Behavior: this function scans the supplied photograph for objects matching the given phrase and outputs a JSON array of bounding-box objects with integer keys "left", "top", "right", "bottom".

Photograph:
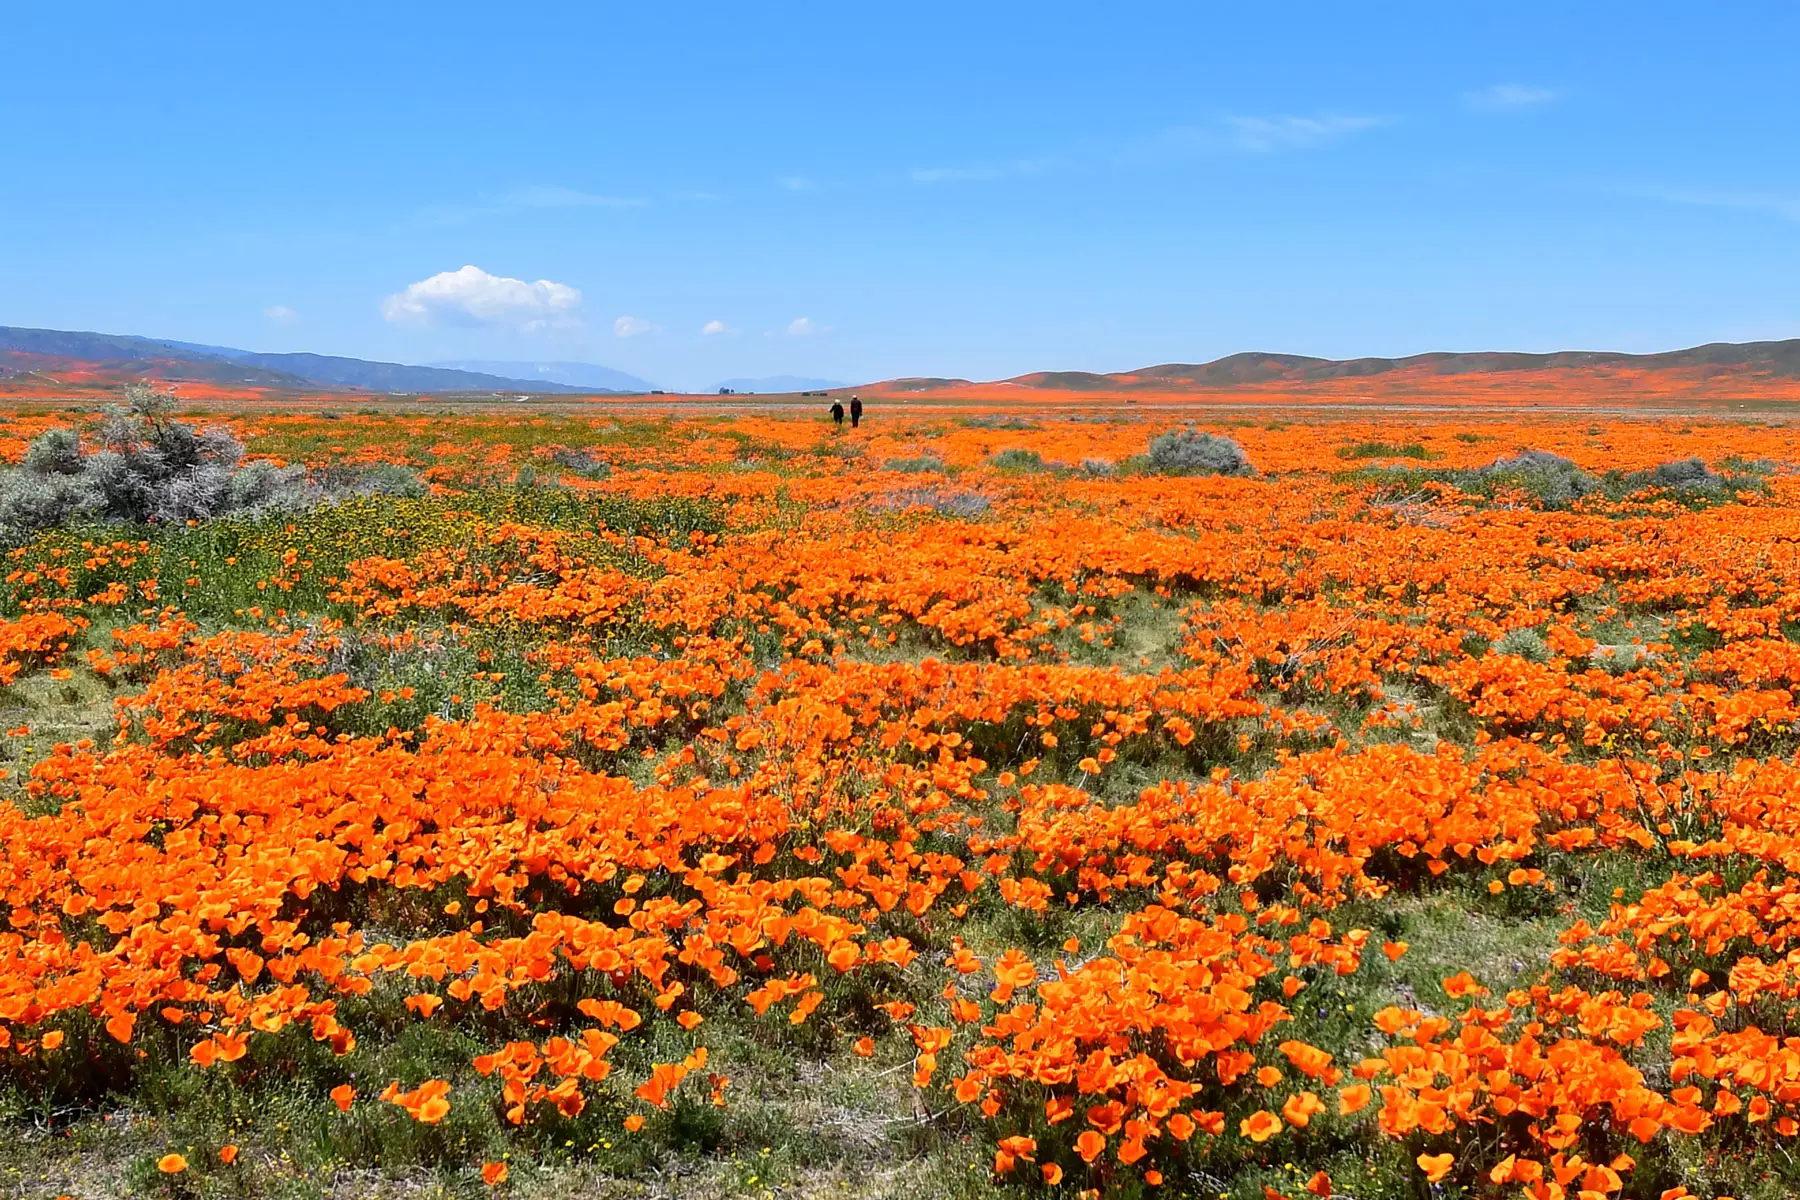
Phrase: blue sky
[{"left": 3, "top": 2, "right": 1798, "bottom": 391}]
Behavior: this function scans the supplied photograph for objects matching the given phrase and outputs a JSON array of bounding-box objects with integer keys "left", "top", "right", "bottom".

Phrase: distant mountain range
[
  {"left": 1001, "top": 340, "right": 1800, "bottom": 391},
  {"left": 10, "top": 322, "right": 1800, "bottom": 403},
  {"left": 0, "top": 326, "right": 647, "bottom": 394},
  {"left": 712, "top": 375, "right": 847, "bottom": 394},
  {"left": 430, "top": 360, "right": 659, "bottom": 393}
]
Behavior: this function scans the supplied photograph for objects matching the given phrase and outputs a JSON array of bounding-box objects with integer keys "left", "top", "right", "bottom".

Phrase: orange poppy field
[{"left": 4, "top": 398, "right": 1800, "bottom": 1199}]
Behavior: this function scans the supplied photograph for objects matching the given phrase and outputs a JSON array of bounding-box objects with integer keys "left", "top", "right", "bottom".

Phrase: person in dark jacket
[
  {"left": 849, "top": 396, "right": 863, "bottom": 428},
  {"left": 830, "top": 400, "right": 844, "bottom": 427}
]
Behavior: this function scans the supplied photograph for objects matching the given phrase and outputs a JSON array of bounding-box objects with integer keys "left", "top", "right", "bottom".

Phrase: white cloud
[
  {"left": 614, "top": 314, "right": 659, "bottom": 338},
  {"left": 1464, "top": 84, "right": 1558, "bottom": 113},
  {"left": 263, "top": 305, "right": 298, "bottom": 325},
  {"left": 382, "top": 265, "right": 581, "bottom": 332},
  {"left": 787, "top": 317, "right": 819, "bottom": 336},
  {"left": 701, "top": 319, "right": 730, "bottom": 335}
]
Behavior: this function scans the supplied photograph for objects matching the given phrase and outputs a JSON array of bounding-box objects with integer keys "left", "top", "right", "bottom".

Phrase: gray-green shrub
[
  {"left": 0, "top": 384, "right": 417, "bottom": 539},
  {"left": 988, "top": 448, "right": 1053, "bottom": 473},
  {"left": 1144, "top": 429, "right": 1254, "bottom": 477}
]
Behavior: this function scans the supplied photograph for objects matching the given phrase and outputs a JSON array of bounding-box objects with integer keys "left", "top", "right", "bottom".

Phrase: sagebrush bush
[
  {"left": 349, "top": 462, "right": 430, "bottom": 499},
  {"left": 1629, "top": 456, "right": 1732, "bottom": 498},
  {"left": 869, "top": 487, "right": 991, "bottom": 518},
  {"left": 0, "top": 384, "right": 421, "bottom": 538},
  {"left": 22, "top": 427, "right": 84, "bottom": 477},
  {"left": 549, "top": 447, "right": 611, "bottom": 480},
  {"left": 1589, "top": 642, "right": 1650, "bottom": 674},
  {"left": 1495, "top": 628, "right": 1551, "bottom": 662},
  {"left": 1354, "top": 448, "right": 1759, "bottom": 512},
  {"left": 0, "top": 471, "right": 102, "bottom": 531},
  {"left": 1481, "top": 449, "right": 1599, "bottom": 508},
  {"left": 1144, "top": 428, "right": 1254, "bottom": 476}
]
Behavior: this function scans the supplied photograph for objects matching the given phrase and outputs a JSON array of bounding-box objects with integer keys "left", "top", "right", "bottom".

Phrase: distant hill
[
  {"left": 431, "top": 360, "right": 656, "bottom": 393},
  {"left": 220, "top": 351, "right": 592, "bottom": 394},
  {"left": 16, "top": 322, "right": 1800, "bottom": 404},
  {"left": 1009, "top": 340, "right": 1800, "bottom": 390},
  {"left": 712, "top": 375, "right": 848, "bottom": 394},
  {"left": 0, "top": 326, "right": 599, "bottom": 394},
  {"left": 883, "top": 377, "right": 974, "bottom": 392}
]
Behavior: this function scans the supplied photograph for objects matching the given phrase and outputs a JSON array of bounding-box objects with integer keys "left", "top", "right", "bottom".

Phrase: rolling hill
[
  {"left": 1006, "top": 340, "right": 1800, "bottom": 390},
  {"left": 11, "top": 321, "right": 1800, "bottom": 406}
]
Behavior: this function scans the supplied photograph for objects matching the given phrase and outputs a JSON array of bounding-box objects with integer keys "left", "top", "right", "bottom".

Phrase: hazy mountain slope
[
  {"left": 431, "top": 360, "right": 656, "bottom": 393},
  {"left": 0, "top": 326, "right": 595, "bottom": 393},
  {"left": 223, "top": 352, "right": 587, "bottom": 393}
]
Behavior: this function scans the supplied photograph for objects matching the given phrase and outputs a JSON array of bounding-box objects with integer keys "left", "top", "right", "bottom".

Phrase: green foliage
[
  {"left": 869, "top": 487, "right": 992, "bottom": 519},
  {"left": 0, "top": 389, "right": 444, "bottom": 540},
  {"left": 987, "top": 448, "right": 1053, "bottom": 473},
  {"left": 548, "top": 446, "right": 612, "bottom": 480},
  {"left": 883, "top": 455, "right": 949, "bottom": 474},
  {"left": 1495, "top": 627, "right": 1551, "bottom": 662},
  {"left": 1349, "top": 450, "right": 1766, "bottom": 511},
  {"left": 1335, "top": 440, "right": 1431, "bottom": 460}
]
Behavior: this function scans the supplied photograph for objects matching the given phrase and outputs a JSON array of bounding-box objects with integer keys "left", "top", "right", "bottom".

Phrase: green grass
[
  {"left": 986, "top": 448, "right": 1056, "bottom": 474},
  {"left": 1334, "top": 441, "right": 1432, "bottom": 460}
]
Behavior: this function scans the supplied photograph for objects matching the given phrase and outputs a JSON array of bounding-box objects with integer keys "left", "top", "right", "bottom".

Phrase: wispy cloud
[
  {"left": 701, "top": 319, "right": 734, "bottom": 336},
  {"left": 1464, "top": 84, "right": 1559, "bottom": 113},
  {"left": 263, "top": 305, "right": 298, "bottom": 325},
  {"left": 908, "top": 117, "right": 1383, "bottom": 188},
  {"left": 771, "top": 111, "right": 1386, "bottom": 202},
  {"left": 908, "top": 156, "right": 1060, "bottom": 185},
  {"left": 382, "top": 265, "right": 581, "bottom": 332},
  {"left": 1121, "top": 113, "right": 1390, "bottom": 165},
  {"left": 415, "top": 185, "right": 645, "bottom": 227},
  {"left": 614, "top": 314, "right": 660, "bottom": 338},
  {"left": 1219, "top": 114, "right": 1389, "bottom": 152},
  {"left": 1626, "top": 184, "right": 1800, "bottom": 222},
  {"left": 786, "top": 317, "right": 822, "bottom": 336},
  {"left": 505, "top": 185, "right": 643, "bottom": 210}
]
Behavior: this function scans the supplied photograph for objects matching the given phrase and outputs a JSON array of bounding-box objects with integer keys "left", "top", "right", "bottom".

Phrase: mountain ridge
[
  {"left": 1006, "top": 339, "right": 1800, "bottom": 390},
  {"left": 0, "top": 326, "right": 618, "bottom": 394},
  {"left": 9, "top": 323, "right": 1800, "bottom": 401}
]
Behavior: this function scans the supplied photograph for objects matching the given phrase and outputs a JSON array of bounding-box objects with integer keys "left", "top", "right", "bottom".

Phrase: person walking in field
[
  {"left": 850, "top": 395, "right": 863, "bottom": 428},
  {"left": 830, "top": 399, "right": 844, "bottom": 427}
]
